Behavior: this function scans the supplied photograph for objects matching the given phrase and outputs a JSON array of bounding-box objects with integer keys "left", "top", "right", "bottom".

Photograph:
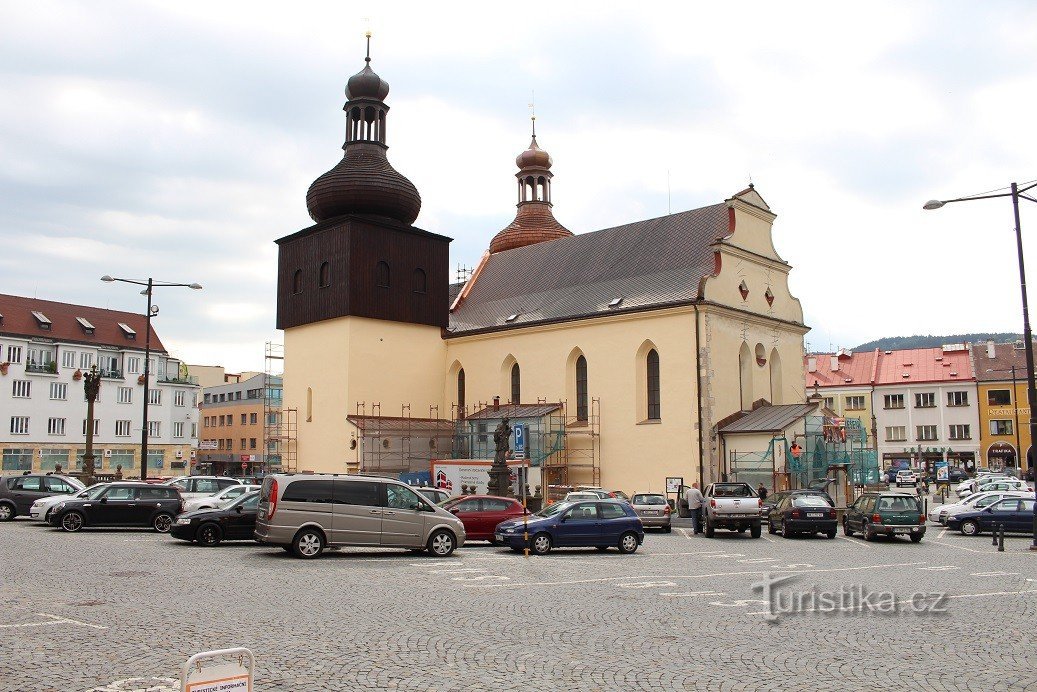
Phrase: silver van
[{"left": 255, "top": 474, "right": 466, "bottom": 559}]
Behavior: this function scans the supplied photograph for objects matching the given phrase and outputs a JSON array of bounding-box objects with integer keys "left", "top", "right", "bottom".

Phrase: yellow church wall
[
  {"left": 444, "top": 307, "right": 700, "bottom": 496},
  {"left": 284, "top": 317, "right": 446, "bottom": 473}
]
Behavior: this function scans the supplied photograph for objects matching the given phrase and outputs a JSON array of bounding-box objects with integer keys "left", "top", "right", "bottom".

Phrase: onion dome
[
  {"left": 305, "top": 36, "right": 421, "bottom": 225},
  {"left": 489, "top": 124, "right": 572, "bottom": 254}
]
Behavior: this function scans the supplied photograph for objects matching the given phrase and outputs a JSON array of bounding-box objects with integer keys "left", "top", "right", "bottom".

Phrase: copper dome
[
  {"left": 306, "top": 143, "right": 421, "bottom": 224},
  {"left": 515, "top": 136, "right": 552, "bottom": 169},
  {"left": 346, "top": 62, "right": 390, "bottom": 101},
  {"left": 489, "top": 203, "right": 572, "bottom": 253}
]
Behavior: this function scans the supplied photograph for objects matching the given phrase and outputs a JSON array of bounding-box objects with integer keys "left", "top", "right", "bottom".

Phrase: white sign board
[
  {"left": 665, "top": 477, "right": 683, "bottom": 494},
  {"left": 199, "top": 441, "right": 218, "bottom": 450},
  {"left": 432, "top": 460, "right": 524, "bottom": 496},
  {"left": 182, "top": 649, "right": 254, "bottom": 692}
]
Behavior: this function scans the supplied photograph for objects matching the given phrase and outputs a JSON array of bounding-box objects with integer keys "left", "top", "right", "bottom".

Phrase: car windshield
[
  {"left": 631, "top": 494, "right": 666, "bottom": 505},
  {"left": 712, "top": 484, "right": 753, "bottom": 497},
  {"left": 228, "top": 492, "right": 260, "bottom": 509},
  {"left": 793, "top": 496, "right": 832, "bottom": 507},
  {"left": 536, "top": 502, "right": 572, "bottom": 518},
  {"left": 84, "top": 485, "right": 109, "bottom": 500},
  {"left": 565, "top": 493, "right": 598, "bottom": 501}
]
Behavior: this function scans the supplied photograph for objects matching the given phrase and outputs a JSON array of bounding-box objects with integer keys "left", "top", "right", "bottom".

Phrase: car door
[
  {"left": 44, "top": 476, "right": 79, "bottom": 500},
  {"left": 226, "top": 494, "right": 260, "bottom": 539},
  {"left": 554, "top": 502, "right": 600, "bottom": 547},
  {"left": 331, "top": 480, "right": 382, "bottom": 546},
  {"left": 94, "top": 485, "right": 139, "bottom": 525},
  {"left": 483, "top": 498, "right": 521, "bottom": 533},
  {"left": 447, "top": 498, "right": 483, "bottom": 538},
  {"left": 597, "top": 502, "right": 631, "bottom": 542},
  {"left": 984, "top": 498, "right": 1018, "bottom": 532},
  {"left": 1015, "top": 499, "right": 1036, "bottom": 533},
  {"left": 845, "top": 496, "right": 863, "bottom": 526},
  {"left": 11, "top": 476, "right": 48, "bottom": 513},
  {"left": 379, "top": 484, "right": 427, "bottom": 548}
]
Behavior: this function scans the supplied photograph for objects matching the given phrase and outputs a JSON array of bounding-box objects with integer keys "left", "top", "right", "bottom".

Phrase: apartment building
[
  {"left": 196, "top": 373, "right": 282, "bottom": 476},
  {"left": 0, "top": 294, "right": 199, "bottom": 476},
  {"left": 805, "top": 349, "right": 877, "bottom": 445}
]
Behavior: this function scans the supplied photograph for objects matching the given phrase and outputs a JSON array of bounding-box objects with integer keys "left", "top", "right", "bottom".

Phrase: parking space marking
[
  {"left": 660, "top": 591, "right": 726, "bottom": 597},
  {"left": 970, "top": 571, "right": 1019, "bottom": 577},
  {"left": 679, "top": 528, "right": 693, "bottom": 539},
  {"left": 836, "top": 535, "right": 872, "bottom": 547},
  {"left": 930, "top": 540, "right": 997, "bottom": 554},
  {"left": 919, "top": 566, "right": 960, "bottom": 571},
  {"left": 463, "top": 561, "right": 928, "bottom": 588},
  {"left": 738, "top": 558, "right": 777, "bottom": 564},
  {"left": 938, "top": 529, "right": 948, "bottom": 538},
  {"left": 452, "top": 575, "right": 510, "bottom": 582},
  {"left": 0, "top": 612, "right": 107, "bottom": 630},
  {"left": 618, "top": 581, "right": 677, "bottom": 589}
]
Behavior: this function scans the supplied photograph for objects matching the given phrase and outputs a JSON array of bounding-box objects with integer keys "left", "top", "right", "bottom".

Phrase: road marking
[
  {"left": 0, "top": 613, "right": 107, "bottom": 630},
  {"left": 452, "top": 575, "right": 510, "bottom": 582},
  {"left": 429, "top": 568, "right": 486, "bottom": 574},
  {"left": 918, "top": 566, "right": 960, "bottom": 571},
  {"left": 462, "top": 561, "right": 928, "bottom": 588},
  {"left": 659, "top": 591, "right": 726, "bottom": 597},
  {"left": 710, "top": 599, "right": 768, "bottom": 608},
  {"left": 618, "top": 581, "right": 677, "bottom": 589},
  {"left": 836, "top": 535, "right": 871, "bottom": 547},
  {"left": 759, "top": 534, "right": 776, "bottom": 543},
  {"left": 939, "top": 529, "right": 948, "bottom": 538},
  {"left": 738, "top": 558, "right": 777, "bottom": 564},
  {"left": 970, "top": 571, "right": 1019, "bottom": 577},
  {"left": 679, "top": 528, "right": 693, "bottom": 539},
  {"left": 701, "top": 553, "right": 746, "bottom": 559},
  {"left": 946, "top": 588, "right": 1037, "bottom": 600},
  {"left": 930, "top": 540, "right": 997, "bottom": 554}
]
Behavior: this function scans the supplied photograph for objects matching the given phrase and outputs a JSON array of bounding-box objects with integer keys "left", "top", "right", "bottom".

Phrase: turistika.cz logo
[{"left": 751, "top": 574, "right": 950, "bottom": 623}]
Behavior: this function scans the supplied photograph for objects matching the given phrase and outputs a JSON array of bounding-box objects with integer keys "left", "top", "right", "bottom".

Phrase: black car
[
  {"left": 48, "top": 482, "right": 183, "bottom": 533},
  {"left": 0, "top": 473, "right": 84, "bottom": 521},
  {"left": 170, "top": 491, "right": 260, "bottom": 546},
  {"left": 759, "top": 489, "right": 834, "bottom": 518},
  {"left": 767, "top": 494, "right": 838, "bottom": 538}
]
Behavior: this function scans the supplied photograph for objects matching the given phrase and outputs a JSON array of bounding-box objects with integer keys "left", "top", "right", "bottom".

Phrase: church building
[{"left": 275, "top": 45, "right": 808, "bottom": 496}]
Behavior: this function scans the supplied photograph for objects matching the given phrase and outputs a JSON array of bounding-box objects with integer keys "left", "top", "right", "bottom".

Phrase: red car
[{"left": 443, "top": 495, "right": 527, "bottom": 543}]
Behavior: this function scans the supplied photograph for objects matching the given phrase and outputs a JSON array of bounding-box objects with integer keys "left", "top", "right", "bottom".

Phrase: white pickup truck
[{"left": 702, "top": 482, "right": 762, "bottom": 538}]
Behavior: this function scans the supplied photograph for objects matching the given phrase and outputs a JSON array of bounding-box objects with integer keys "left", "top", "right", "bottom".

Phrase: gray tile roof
[
  {"left": 465, "top": 403, "right": 561, "bottom": 420},
  {"left": 448, "top": 203, "right": 729, "bottom": 334},
  {"left": 718, "top": 403, "right": 818, "bottom": 434}
]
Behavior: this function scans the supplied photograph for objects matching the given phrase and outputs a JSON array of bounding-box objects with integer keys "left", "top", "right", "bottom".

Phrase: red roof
[
  {"left": 0, "top": 293, "right": 166, "bottom": 353},
  {"left": 805, "top": 346, "right": 975, "bottom": 389}
]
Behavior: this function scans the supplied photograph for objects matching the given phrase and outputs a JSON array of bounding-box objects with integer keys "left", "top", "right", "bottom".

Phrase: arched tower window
[
  {"left": 739, "top": 342, "right": 753, "bottom": 411},
  {"left": 292, "top": 269, "right": 303, "bottom": 294},
  {"left": 646, "top": 349, "right": 661, "bottom": 420},
  {"left": 576, "top": 355, "right": 588, "bottom": 422},
  {"left": 413, "top": 268, "right": 427, "bottom": 294},
  {"left": 511, "top": 363, "right": 521, "bottom": 404},
  {"left": 457, "top": 368, "right": 466, "bottom": 413},
  {"left": 769, "top": 348, "right": 783, "bottom": 405},
  {"left": 376, "top": 261, "right": 390, "bottom": 288},
  {"left": 318, "top": 262, "right": 330, "bottom": 288}
]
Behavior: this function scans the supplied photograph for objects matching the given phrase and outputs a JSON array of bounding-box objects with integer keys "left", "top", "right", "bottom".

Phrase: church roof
[{"left": 448, "top": 202, "right": 729, "bottom": 335}]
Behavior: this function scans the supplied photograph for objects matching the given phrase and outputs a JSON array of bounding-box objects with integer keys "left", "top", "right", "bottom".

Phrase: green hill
[{"left": 852, "top": 333, "right": 1022, "bottom": 352}]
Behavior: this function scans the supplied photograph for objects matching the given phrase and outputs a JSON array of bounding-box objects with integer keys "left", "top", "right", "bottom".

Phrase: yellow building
[
  {"left": 973, "top": 341, "right": 1031, "bottom": 472},
  {"left": 275, "top": 48, "right": 808, "bottom": 496}
]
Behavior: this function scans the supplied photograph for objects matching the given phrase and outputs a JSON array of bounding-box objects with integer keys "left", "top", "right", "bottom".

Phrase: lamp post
[
  {"left": 924, "top": 180, "right": 1037, "bottom": 550},
  {"left": 101, "top": 276, "right": 202, "bottom": 481}
]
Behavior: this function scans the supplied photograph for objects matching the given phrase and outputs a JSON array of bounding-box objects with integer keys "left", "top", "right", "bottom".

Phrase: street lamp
[
  {"left": 924, "top": 180, "right": 1037, "bottom": 550},
  {"left": 101, "top": 276, "right": 202, "bottom": 481}
]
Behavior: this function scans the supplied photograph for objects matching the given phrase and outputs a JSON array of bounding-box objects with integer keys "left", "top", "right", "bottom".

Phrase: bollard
[
  {"left": 998, "top": 524, "right": 1005, "bottom": 552},
  {"left": 993, "top": 528, "right": 999, "bottom": 546}
]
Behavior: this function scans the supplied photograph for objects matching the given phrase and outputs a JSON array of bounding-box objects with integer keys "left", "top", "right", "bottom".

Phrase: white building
[{"left": 0, "top": 294, "right": 199, "bottom": 476}]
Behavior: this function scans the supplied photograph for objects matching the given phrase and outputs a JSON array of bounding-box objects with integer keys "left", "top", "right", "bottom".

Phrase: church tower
[{"left": 276, "top": 37, "right": 451, "bottom": 472}]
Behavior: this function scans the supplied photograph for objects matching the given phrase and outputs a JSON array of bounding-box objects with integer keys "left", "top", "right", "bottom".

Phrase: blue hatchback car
[
  {"left": 494, "top": 499, "right": 645, "bottom": 554},
  {"left": 947, "top": 496, "right": 1036, "bottom": 536}
]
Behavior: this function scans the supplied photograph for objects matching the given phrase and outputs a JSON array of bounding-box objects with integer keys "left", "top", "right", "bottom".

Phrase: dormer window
[
  {"left": 76, "top": 317, "right": 96, "bottom": 335},
  {"left": 118, "top": 323, "right": 137, "bottom": 340},
  {"left": 32, "top": 311, "right": 52, "bottom": 330}
]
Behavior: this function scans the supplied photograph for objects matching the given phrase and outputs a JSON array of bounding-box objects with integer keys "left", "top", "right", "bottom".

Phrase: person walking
[
  {"left": 685, "top": 483, "right": 705, "bottom": 534},
  {"left": 756, "top": 482, "right": 768, "bottom": 501}
]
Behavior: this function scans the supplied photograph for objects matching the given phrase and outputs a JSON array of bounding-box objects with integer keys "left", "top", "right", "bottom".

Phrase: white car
[
  {"left": 895, "top": 470, "right": 918, "bottom": 487},
  {"left": 928, "top": 490, "right": 1034, "bottom": 525},
  {"left": 956, "top": 475, "right": 1011, "bottom": 497},
  {"left": 181, "top": 484, "right": 260, "bottom": 513},
  {"left": 959, "top": 478, "right": 1028, "bottom": 499},
  {"left": 163, "top": 476, "right": 241, "bottom": 501},
  {"left": 29, "top": 482, "right": 109, "bottom": 522}
]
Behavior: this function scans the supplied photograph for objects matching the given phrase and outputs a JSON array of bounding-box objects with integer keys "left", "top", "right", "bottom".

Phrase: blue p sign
[{"left": 514, "top": 424, "right": 525, "bottom": 457}]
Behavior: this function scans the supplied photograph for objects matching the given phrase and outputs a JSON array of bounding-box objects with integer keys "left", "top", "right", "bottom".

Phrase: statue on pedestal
[{"left": 488, "top": 417, "right": 513, "bottom": 497}]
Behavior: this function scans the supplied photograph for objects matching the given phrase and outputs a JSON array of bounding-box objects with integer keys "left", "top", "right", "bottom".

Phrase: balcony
[
  {"left": 159, "top": 375, "right": 198, "bottom": 385},
  {"left": 99, "top": 368, "right": 124, "bottom": 379},
  {"left": 25, "top": 361, "right": 58, "bottom": 375}
]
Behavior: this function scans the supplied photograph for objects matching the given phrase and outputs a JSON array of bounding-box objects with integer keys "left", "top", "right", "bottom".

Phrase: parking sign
[{"left": 514, "top": 424, "right": 526, "bottom": 459}]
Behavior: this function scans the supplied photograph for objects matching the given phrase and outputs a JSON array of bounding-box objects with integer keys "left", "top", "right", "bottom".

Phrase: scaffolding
[
  {"left": 542, "top": 398, "right": 601, "bottom": 498},
  {"left": 350, "top": 403, "right": 455, "bottom": 478},
  {"left": 264, "top": 342, "right": 296, "bottom": 473},
  {"left": 791, "top": 415, "right": 878, "bottom": 487}
]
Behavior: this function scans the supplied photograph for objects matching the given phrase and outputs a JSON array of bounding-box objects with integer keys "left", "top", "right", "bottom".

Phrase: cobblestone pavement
[{"left": 1, "top": 515, "right": 1035, "bottom": 691}]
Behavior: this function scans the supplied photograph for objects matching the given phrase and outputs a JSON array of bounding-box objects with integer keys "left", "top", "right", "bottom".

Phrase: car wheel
[
  {"left": 826, "top": 528, "right": 837, "bottom": 539},
  {"left": 197, "top": 523, "right": 222, "bottom": 546},
  {"left": 618, "top": 532, "right": 639, "bottom": 554},
  {"left": 910, "top": 533, "right": 923, "bottom": 543},
  {"left": 61, "top": 511, "right": 84, "bottom": 532},
  {"left": 767, "top": 519, "right": 777, "bottom": 535},
  {"left": 863, "top": 521, "right": 875, "bottom": 542},
  {"left": 960, "top": 520, "right": 980, "bottom": 536},
  {"left": 662, "top": 524, "right": 672, "bottom": 534},
  {"left": 153, "top": 513, "right": 174, "bottom": 533},
  {"left": 749, "top": 522, "right": 762, "bottom": 538},
  {"left": 781, "top": 521, "right": 793, "bottom": 539},
  {"left": 427, "top": 530, "right": 456, "bottom": 557},
  {"left": 704, "top": 518, "right": 715, "bottom": 538},
  {"left": 0, "top": 502, "right": 15, "bottom": 521},
  {"left": 843, "top": 519, "right": 854, "bottom": 537},
  {"left": 293, "top": 528, "right": 325, "bottom": 559},
  {"left": 530, "top": 532, "right": 552, "bottom": 555}
]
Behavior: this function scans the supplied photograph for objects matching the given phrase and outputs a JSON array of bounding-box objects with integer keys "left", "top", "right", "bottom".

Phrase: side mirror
[
  {"left": 100, "top": 497, "right": 108, "bottom": 504},
  {"left": 448, "top": 507, "right": 460, "bottom": 514},
  {"left": 235, "top": 505, "right": 243, "bottom": 514},
  {"left": 560, "top": 513, "right": 568, "bottom": 522}
]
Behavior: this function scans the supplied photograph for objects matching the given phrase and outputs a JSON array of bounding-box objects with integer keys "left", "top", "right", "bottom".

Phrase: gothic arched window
[
  {"left": 646, "top": 349, "right": 661, "bottom": 420},
  {"left": 376, "top": 261, "right": 390, "bottom": 288}
]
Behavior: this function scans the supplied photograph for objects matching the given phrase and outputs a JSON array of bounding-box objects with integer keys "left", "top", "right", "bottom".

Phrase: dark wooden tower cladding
[{"left": 275, "top": 37, "right": 451, "bottom": 330}]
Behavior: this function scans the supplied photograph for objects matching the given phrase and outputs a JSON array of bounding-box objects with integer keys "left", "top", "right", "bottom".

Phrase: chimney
[
  {"left": 807, "top": 357, "right": 817, "bottom": 373},
  {"left": 493, "top": 396, "right": 500, "bottom": 411},
  {"left": 987, "top": 340, "right": 995, "bottom": 359},
  {"left": 830, "top": 356, "right": 839, "bottom": 372}
]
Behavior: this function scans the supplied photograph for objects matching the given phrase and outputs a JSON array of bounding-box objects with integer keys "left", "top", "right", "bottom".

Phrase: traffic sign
[{"left": 513, "top": 424, "right": 526, "bottom": 459}]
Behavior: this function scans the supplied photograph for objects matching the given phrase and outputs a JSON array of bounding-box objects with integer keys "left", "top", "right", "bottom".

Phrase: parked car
[
  {"left": 171, "top": 491, "right": 261, "bottom": 546},
  {"left": 948, "top": 497, "right": 1036, "bottom": 536},
  {"left": 163, "top": 476, "right": 241, "bottom": 501},
  {"left": 416, "top": 487, "right": 450, "bottom": 505},
  {"left": 0, "top": 473, "right": 85, "bottom": 521},
  {"left": 255, "top": 473, "right": 466, "bottom": 559},
  {"left": 702, "top": 483, "right": 762, "bottom": 538},
  {"left": 895, "top": 470, "right": 918, "bottom": 487},
  {"left": 30, "top": 482, "right": 110, "bottom": 521},
  {"left": 928, "top": 490, "right": 1034, "bottom": 525},
  {"left": 972, "top": 478, "right": 1030, "bottom": 495},
  {"left": 843, "top": 492, "right": 925, "bottom": 542},
  {"left": 629, "top": 493, "right": 672, "bottom": 532},
  {"left": 441, "top": 495, "right": 526, "bottom": 542},
  {"left": 494, "top": 499, "right": 644, "bottom": 555},
  {"left": 767, "top": 494, "right": 837, "bottom": 538},
  {"left": 573, "top": 487, "right": 617, "bottom": 499},
  {"left": 759, "top": 489, "right": 834, "bottom": 518},
  {"left": 806, "top": 477, "right": 835, "bottom": 492},
  {"left": 48, "top": 482, "right": 183, "bottom": 533},
  {"left": 610, "top": 490, "right": 630, "bottom": 502},
  {"left": 956, "top": 474, "right": 1011, "bottom": 497},
  {"left": 564, "top": 491, "right": 603, "bottom": 502},
  {"left": 182, "top": 484, "right": 261, "bottom": 513},
  {"left": 946, "top": 467, "right": 969, "bottom": 484}
]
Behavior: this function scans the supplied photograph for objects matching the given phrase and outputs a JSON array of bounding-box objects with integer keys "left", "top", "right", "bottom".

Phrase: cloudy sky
[{"left": 2, "top": 1, "right": 1036, "bottom": 371}]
